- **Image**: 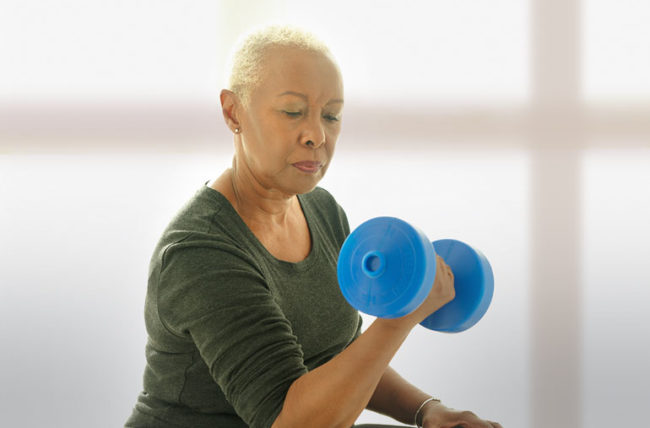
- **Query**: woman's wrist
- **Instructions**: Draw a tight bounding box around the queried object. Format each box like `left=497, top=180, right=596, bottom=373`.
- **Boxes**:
left=374, top=314, right=420, bottom=334
left=414, top=397, right=441, bottom=427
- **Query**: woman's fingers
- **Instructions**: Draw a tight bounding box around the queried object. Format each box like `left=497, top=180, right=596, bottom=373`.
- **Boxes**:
left=441, top=415, right=502, bottom=428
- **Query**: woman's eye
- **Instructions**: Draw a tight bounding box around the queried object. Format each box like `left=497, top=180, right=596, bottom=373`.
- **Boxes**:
left=323, top=114, right=340, bottom=122
left=283, top=111, right=302, bottom=117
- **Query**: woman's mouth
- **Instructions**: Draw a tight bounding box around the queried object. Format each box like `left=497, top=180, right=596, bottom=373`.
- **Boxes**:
left=292, top=161, right=323, bottom=173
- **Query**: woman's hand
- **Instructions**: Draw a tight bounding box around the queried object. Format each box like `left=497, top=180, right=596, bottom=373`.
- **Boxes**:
left=389, top=255, right=456, bottom=330
left=417, top=255, right=456, bottom=321
left=420, top=401, right=503, bottom=428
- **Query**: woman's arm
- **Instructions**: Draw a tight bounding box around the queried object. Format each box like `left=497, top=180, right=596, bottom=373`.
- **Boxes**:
left=271, top=255, right=456, bottom=428
left=366, top=366, right=432, bottom=425
left=272, top=318, right=412, bottom=428
left=368, top=367, right=504, bottom=428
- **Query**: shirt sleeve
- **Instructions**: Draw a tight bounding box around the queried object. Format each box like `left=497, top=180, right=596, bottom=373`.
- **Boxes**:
left=156, top=242, right=308, bottom=428
left=351, top=314, right=363, bottom=342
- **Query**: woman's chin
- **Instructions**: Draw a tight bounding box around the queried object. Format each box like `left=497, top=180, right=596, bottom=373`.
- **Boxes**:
left=290, top=181, right=320, bottom=195
left=284, top=176, right=323, bottom=195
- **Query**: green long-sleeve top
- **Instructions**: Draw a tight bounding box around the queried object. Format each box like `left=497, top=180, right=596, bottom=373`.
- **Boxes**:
left=126, top=184, right=362, bottom=428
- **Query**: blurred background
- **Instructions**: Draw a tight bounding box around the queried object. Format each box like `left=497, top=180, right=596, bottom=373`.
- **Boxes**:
left=0, top=1, right=648, bottom=427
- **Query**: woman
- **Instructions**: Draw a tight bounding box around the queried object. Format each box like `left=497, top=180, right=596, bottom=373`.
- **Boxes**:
left=126, top=26, right=502, bottom=428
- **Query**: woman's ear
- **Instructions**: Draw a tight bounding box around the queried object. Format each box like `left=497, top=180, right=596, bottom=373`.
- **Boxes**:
left=220, top=89, right=241, bottom=133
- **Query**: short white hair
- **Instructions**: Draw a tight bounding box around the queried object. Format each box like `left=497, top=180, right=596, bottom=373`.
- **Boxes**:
left=226, top=25, right=336, bottom=105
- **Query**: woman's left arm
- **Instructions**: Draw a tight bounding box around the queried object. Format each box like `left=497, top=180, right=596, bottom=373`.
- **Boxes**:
left=366, top=366, right=429, bottom=424
left=367, top=366, right=503, bottom=428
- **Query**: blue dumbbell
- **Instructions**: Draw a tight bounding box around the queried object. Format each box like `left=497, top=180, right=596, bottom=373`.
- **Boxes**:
left=337, top=217, right=494, bottom=333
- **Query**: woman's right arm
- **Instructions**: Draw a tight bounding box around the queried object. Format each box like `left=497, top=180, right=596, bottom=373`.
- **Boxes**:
left=272, top=255, right=455, bottom=428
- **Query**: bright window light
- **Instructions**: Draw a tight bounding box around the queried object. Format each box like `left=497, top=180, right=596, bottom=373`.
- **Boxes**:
left=278, top=0, right=529, bottom=106
left=581, top=148, right=650, bottom=426
left=582, top=0, right=650, bottom=102
left=0, top=0, right=529, bottom=105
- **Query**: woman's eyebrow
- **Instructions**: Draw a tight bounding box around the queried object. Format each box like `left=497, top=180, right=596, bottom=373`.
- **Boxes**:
left=276, top=91, right=307, bottom=99
left=276, top=91, right=344, bottom=105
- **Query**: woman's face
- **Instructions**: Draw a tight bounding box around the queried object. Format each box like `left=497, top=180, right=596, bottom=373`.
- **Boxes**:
left=236, top=46, right=344, bottom=196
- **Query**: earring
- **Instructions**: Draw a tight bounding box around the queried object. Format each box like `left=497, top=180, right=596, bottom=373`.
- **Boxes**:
left=234, top=128, right=240, bottom=134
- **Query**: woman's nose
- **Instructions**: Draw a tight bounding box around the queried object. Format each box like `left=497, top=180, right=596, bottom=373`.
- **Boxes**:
left=301, top=116, right=326, bottom=148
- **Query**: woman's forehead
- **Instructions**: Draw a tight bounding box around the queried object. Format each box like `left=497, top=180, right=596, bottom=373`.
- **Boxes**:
left=255, top=47, right=343, bottom=101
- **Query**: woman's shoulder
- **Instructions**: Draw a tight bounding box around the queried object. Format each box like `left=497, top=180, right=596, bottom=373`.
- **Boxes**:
left=152, top=185, right=256, bottom=265
left=301, top=186, right=350, bottom=238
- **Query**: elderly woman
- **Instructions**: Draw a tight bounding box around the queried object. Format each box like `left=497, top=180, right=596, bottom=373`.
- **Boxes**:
left=125, top=26, right=501, bottom=428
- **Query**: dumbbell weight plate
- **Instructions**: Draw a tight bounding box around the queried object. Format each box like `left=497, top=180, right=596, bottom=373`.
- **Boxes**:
left=420, top=239, right=494, bottom=333
left=337, top=217, right=437, bottom=319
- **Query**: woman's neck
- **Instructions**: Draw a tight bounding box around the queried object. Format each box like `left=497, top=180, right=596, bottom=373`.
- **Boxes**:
left=211, top=165, right=298, bottom=229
